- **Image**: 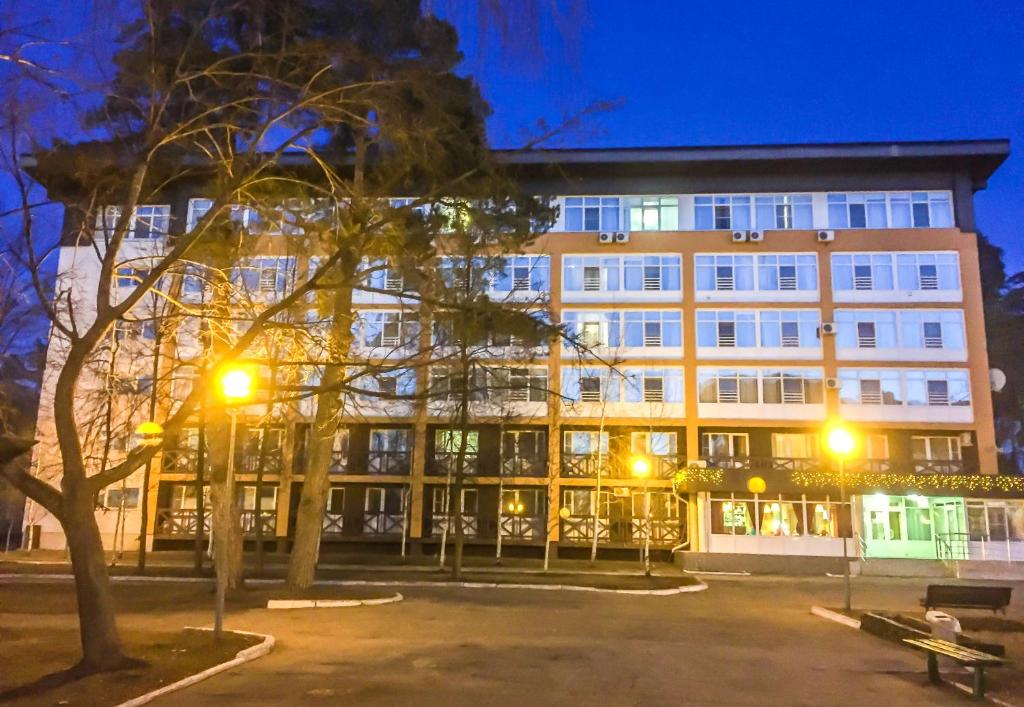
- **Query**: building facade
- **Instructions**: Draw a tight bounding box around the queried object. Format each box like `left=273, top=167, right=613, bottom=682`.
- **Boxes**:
left=25, top=140, right=1024, bottom=566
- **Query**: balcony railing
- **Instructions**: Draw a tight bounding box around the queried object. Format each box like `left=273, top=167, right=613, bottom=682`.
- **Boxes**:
left=363, top=511, right=404, bottom=536
left=560, top=453, right=609, bottom=478
left=239, top=509, right=277, bottom=535
left=500, top=515, right=545, bottom=540
left=329, top=451, right=348, bottom=474
left=703, top=456, right=826, bottom=473
left=501, top=455, right=548, bottom=477
left=322, top=512, right=344, bottom=536
left=630, top=518, right=682, bottom=545
left=368, top=450, right=411, bottom=475
left=155, top=508, right=210, bottom=536
left=560, top=515, right=610, bottom=543
left=430, top=514, right=479, bottom=538
left=241, top=452, right=282, bottom=475
left=913, top=459, right=971, bottom=475
left=431, top=452, right=480, bottom=476
left=842, top=459, right=893, bottom=474
left=161, top=448, right=197, bottom=474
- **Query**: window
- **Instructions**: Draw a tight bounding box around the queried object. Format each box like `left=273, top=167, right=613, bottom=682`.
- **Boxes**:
left=103, top=487, right=140, bottom=509
left=754, top=195, right=813, bottom=230
left=698, top=370, right=758, bottom=404
left=839, top=369, right=970, bottom=408
left=911, top=436, right=961, bottom=463
left=436, top=429, right=480, bottom=455
left=116, top=266, right=149, bottom=288
left=492, top=255, right=549, bottom=294
left=430, top=367, right=487, bottom=402
left=701, top=432, right=749, bottom=459
left=631, top=431, right=678, bottom=456
left=643, top=376, right=664, bottom=402
left=697, top=311, right=756, bottom=348
left=563, top=197, right=621, bottom=231
left=327, top=487, right=345, bottom=514
left=563, top=255, right=681, bottom=296
left=628, top=197, right=679, bottom=231
left=114, top=319, right=157, bottom=341
left=694, top=195, right=751, bottom=230
left=857, top=322, right=877, bottom=348
left=236, top=257, right=295, bottom=294
left=623, top=311, right=682, bottom=348
left=699, top=369, right=822, bottom=405
left=563, top=431, right=608, bottom=456
left=354, top=368, right=416, bottom=401
left=97, top=205, right=170, bottom=239
left=360, top=258, right=404, bottom=294
left=827, top=192, right=953, bottom=229
left=623, top=369, right=684, bottom=404
left=760, top=370, right=824, bottom=405
left=360, top=311, right=417, bottom=349
left=496, top=367, right=548, bottom=402
left=370, top=429, right=411, bottom=452
left=832, top=253, right=960, bottom=296
left=771, top=433, right=819, bottom=459
left=580, top=376, right=602, bottom=402
left=432, top=488, right=478, bottom=516
left=865, top=434, right=890, bottom=460
left=758, top=311, right=820, bottom=349
left=711, top=493, right=851, bottom=538
left=836, top=310, right=964, bottom=354
left=562, top=488, right=610, bottom=517
left=503, top=430, right=546, bottom=459
left=695, top=254, right=817, bottom=296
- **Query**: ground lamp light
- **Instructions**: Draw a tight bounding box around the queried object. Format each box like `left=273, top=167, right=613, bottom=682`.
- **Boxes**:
left=214, top=365, right=254, bottom=639
left=826, top=423, right=856, bottom=613
left=631, top=455, right=652, bottom=577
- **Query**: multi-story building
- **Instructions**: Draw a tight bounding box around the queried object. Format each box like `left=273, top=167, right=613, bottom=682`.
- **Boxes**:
left=25, top=140, right=1024, bottom=567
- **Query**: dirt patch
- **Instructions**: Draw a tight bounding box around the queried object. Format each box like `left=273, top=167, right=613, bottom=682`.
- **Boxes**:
left=0, top=627, right=260, bottom=705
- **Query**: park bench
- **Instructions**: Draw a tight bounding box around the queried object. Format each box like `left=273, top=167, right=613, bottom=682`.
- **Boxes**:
left=920, top=584, right=1012, bottom=614
left=902, top=638, right=1006, bottom=700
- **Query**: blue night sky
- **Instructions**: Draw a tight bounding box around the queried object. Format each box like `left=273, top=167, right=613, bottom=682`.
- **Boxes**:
left=4, top=0, right=1024, bottom=269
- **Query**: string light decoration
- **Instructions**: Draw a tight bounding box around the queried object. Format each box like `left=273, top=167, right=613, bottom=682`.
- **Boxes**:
left=672, top=465, right=1024, bottom=496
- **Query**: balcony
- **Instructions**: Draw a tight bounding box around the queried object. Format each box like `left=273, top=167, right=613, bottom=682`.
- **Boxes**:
left=913, top=458, right=973, bottom=475
left=154, top=508, right=275, bottom=536
left=502, top=455, right=548, bottom=477
left=430, top=514, right=479, bottom=538
left=561, top=454, right=680, bottom=479
left=430, top=452, right=480, bottom=476
left=560, top=515, right=681, bottom=546
left=702, top=456, right=827, bottom=473
left=362, top=511, right=404, bottom=536
left=368, top=450, right=411, bottom=475
left=560, top=515, right=610, bottom=542
left=500, top=515, right=545, bottom=540
left=630, top=518, right=682, bottom=545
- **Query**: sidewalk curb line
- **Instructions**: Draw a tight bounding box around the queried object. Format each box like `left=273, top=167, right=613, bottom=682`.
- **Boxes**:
left=267, top=592, right=404, bottom=609
left=949, top=678, right=1018, bottom=707
left=115, top=628, right=274, bottom=707
left=810, top=605, right=861, bottom=629
left=0, top=574, right=706, bottom=596
left=683, top=569, right=751, bottom=576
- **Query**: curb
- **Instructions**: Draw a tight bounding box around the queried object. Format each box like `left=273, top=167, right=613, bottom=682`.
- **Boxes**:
left=301, top=578, right=708, bottom=596
left=116, top=628, right=274, bottom=707
left=810, top=605, right=861, bottom=629
left=267, top=592, right=404, bottom=609
left=0, top=573, right=706, bottom=596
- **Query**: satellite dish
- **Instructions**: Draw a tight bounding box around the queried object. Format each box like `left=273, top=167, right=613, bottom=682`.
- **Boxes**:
left=990, top=368, right=1007, bottom=393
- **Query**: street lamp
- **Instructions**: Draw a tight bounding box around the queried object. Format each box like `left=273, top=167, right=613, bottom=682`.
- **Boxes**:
left=825, top=423, right=856, bottom=612
left=213, top=365, right=254, bottom=639
left=631, top=455, right=652, bottom=577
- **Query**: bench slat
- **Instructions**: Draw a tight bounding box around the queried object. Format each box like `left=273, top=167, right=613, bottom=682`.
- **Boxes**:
left=903, top=638, right=1005, bottom=665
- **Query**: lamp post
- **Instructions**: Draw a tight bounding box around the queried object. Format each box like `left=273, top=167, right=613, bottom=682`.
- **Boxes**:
left=826, top=424, right=856, bottom=613
left=631, top=455, right=652, bottom=576
left=214, top=366, right=253, bottom=639
left=134, top=421, right=163, bottom=572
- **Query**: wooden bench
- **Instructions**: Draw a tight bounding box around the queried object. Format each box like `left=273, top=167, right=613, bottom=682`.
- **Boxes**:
left=902, top=638, right=1006, bottom=700
left=920, top=584, right=1012, bottom=614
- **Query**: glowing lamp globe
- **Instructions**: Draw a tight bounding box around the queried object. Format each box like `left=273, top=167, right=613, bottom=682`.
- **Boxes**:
left=220, top=368, right=254, bottom=402
left=747, top=476, right=766, bottom=494
left=631, top=456, right=651, bottom=478
left=827, top=426, right=856, bottom=458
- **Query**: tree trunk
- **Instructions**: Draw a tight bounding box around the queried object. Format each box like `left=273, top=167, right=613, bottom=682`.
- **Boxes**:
left=208, top=413, right=243, bottom=589
left=287, top=282, right=354, bottom=589
left=62, top=473, right=135, bottom=672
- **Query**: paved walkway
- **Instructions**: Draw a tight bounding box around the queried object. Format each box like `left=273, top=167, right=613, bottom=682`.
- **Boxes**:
left=148, top=576, right=1004, bottom=706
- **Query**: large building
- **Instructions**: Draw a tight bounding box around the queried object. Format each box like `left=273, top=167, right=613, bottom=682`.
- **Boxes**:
left=25, top=140, right=1024, bottom=568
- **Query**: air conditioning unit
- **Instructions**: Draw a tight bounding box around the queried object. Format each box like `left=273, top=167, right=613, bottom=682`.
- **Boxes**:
left=614, top=231, right=629, bottom=243
left=747, top=231, right=765, bottom=243
left=825, top=377, right=840, bottom=390
left=959, top=432, right=974, bottom=447
left=816, top=230, right=835, bottom=242
left=821, top=322, right=837, bottom=335
left=598, top=232, right=615, bottom=244
left=731, top=231, right=748, bottom=243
